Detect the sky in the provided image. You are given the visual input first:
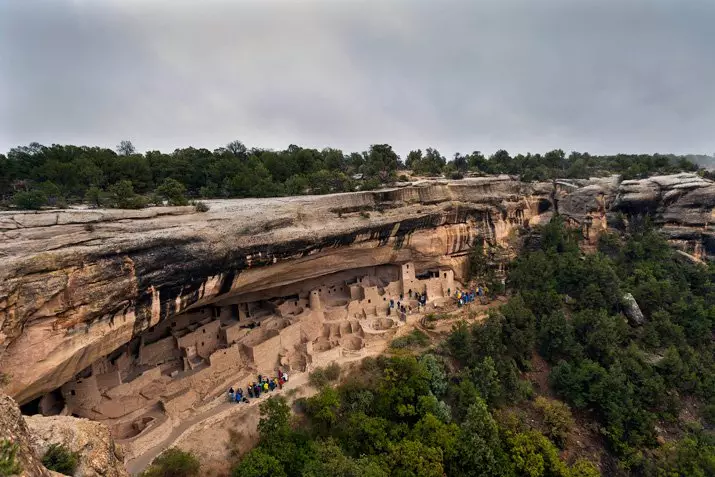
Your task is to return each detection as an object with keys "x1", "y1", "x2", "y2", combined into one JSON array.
[{"x1": 1, "y1": 0, "x2": 714, "y2": 158}]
